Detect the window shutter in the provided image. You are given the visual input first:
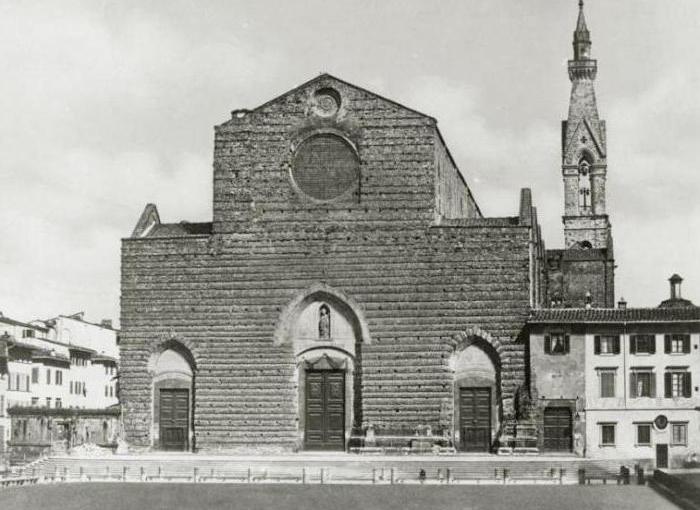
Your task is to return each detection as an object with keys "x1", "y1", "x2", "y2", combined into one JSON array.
[
  {"x1": 650, "y1": 373, "x2": 657, "y2": 398},
  {"x1": 630, "y1": 336, "x2": 637, "y2": 355},
  {"x1": 683, "y1": 336, "x2": 691, "y2": 354},
  {"x1": 630, "y1": 372, "x2": 637, "y2": 398},
  {"x1": 664, "y1": 335, "x2": 671, "y2": 353},
  {"x1": 665, "y1": 372, "x2": 672, "y2": 398},
  {"x1": 684, "y1": 373, "x2": 692, "y2": 398},
  {"x1": 649, "y1": 336, "x2": 656, "y2": 354},
  {"x1": 613, "y1": 336, "x2": 620, "y2": 354},
  {"x1": 594, "y1": 336, "x2": 601, "y2": 354},
  {"x1": 564, "y1": 335, "x2": 571, "y2": 353},
  {"x1": 544, "y1": 336, "x2": 551, "y2": 354}
]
